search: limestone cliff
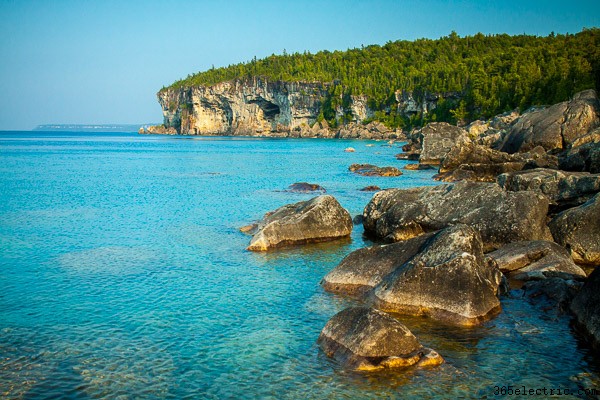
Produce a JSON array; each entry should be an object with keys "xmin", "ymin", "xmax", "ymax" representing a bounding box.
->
[{"xmin": 154, "ymin": 77, "xmax": 456, "ymax": 137}]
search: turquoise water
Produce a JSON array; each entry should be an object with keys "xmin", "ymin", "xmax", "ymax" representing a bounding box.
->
[{"xmin": 1, "ymin": 132, "xmax": 599, "ymax": 399}]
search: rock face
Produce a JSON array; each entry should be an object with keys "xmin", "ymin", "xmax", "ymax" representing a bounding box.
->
[
  {"xmin": 246, "ymin": 195, "xmax": 352, "ymax": 251},
  {"xmin": 497, "ymin": 168, "xmax": 600, "ymax": 212},
  {"xmin": 363, "ymin": 181, "xmax": 551, "ymax": 251},
  {"xmin": 321, "ymin": 233, "xmax": 435, "ymax": 296},
  {"xmin": 571, "ymin": 268, "xmax": 600, "ymax": 346},
  {"xmin": 523, "ymin": 278, "xmax": 583, "ymax": 313},
  {"xmin": 349, "ymin": 164, "xmax": 402, "ymax": 177},
  {"xmin": 487, "ymin": 241, "xmax": 586, "ymax": 281},
  {"xmin": 317, "ymin": 307, "xmax": 443, "ymax": 371},
  {"xmin": 367, "ymin": 225, "xmax": 502, "ymax": 326},
  {"xmin": 417, "ymin": 123, "xmax": 470, "ymax": 165},
  {"xmin": 549, "ymin": 193, "xmax": 600, "ymax": 266},
  {"xmin": 499, "ymin": 89, "xmax": 600, "ymax": 153}
]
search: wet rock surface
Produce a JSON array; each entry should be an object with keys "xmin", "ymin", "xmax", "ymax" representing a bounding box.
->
[{"xmin": 317, "ymin": 307, "xmax": 443, "ymax": 371}]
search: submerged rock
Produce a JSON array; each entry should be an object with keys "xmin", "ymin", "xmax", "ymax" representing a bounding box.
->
[
  {"xmin": 571, "ymin": 268, "xmax": 600, "ymax": 347},
  {"xmin": 349, "ymin": 164, "xmax": 402, "ymax": 177},
  {"xmin": 246, "ymin": 195, "xmax": 352, "ymax": 251},
  {"xmin": 363, "ymin": 181, "xmax": 551, "ymax": 251},
  {"xmin": 487, "ymin": 240, "xmax": 586, "ymax": 281},
  {"xmin": 523, "ymin": 278, "xmax": 583, "ymax": 313},
  {"xmin": 287, "ymin": 182, "xmax": 326, "ymax": 193},
  {"xmin": 368, "ymin": 225, "xmax": 502, "ymax": 326},
  {"xmin": 359, "ymin": 185, "xmax": 381, "ymax": 192},
  {"xmin": 317, "ymin": 307, "xmax": 443, "ymax": 371},
  {"xmin": 549, "ymin": 193, "xmax": 600, "ymax": 266},
  {"xmin": 499, "ymin": 89, "xmax": 600, "ymax": 153},
  {"xmin": 497, "ymin": 168, "xmax": 600, "ymax": 213}
]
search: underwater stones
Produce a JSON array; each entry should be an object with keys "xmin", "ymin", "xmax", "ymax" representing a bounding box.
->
[
  {"xmin": 363, "ymin": 181, "xmax": 551, "ymax": 252},
  {"xmin": 359, "ymin": 185, "xmax": 381, "ymax": 191},
  {"xmin": 349, "ymin": 164, "xmax": 402, "ymax": 177},
  {"xmin": 317, "ymin": 307, "xmax": 443, "ymax": 371},
  {"xmin": 246, "ymin": 195, "xmax": 352, "ymax": 251},
  {"xmin": 368, "ymin": 225, "xmax": 502, "ymax": 326},
  {"xmin": 287, "ymin": 182, "xmax": 326, "ymax": 193},
  {"xmin": 549, "ymin": 193, "xmax": 600, "ymax": 266},
  {"xmin": 487, "ymin": 240, "xmax": 586, "ymax": 281}
]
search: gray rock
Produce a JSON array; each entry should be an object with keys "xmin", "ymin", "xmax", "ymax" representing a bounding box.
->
[
  {"xmin": 418, "ymin": 122, "xmax": 470, "ymax": 165},
  {"xmin": 321, "ymin": 233, "xmax": 435, "ymax": 296},
  {"xmin": 497, "ymin": 168, "xmax": 600, "ymax": 212},
  {"xmin": 363, "ymin": 181, "xmax": 551, "ymax": 252},
  {"xmin": 549, "ymin": 193, "xmax": 600, "ymax": 266},
  {"xmin": 317, "ymin": 307, "xmax": 443, "ymax": 371},
  {"xmin": 559, "ymin": 129, "xmax": 600, "ymax": 173},
  {"xmin": 368, "ymin": 225, "xmax": 502, "ymax": 326},
  {"xmin": 246, "ymin": 195, "xmax": 352, "ymax": 251},
  {"xmin": 571, "ymin": 267, "xmax": 600, "ymax": 347},
  {"xmin": 499, "ymin": 89, "xmax": 600, "ymax": 153},
  {"xmin": 487, "ymin": 240, "xmax": 586, "ymax": 281}
]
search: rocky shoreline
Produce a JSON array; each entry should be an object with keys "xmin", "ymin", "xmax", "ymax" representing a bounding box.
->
[{"xmin": 241, "ymin": 89, "xmax": 600, "ymax": 372}]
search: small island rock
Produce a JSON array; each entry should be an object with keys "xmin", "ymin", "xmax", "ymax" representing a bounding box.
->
[{"xmin": 246, "ymin": 195, "xmax": 352, "ymax": 251}]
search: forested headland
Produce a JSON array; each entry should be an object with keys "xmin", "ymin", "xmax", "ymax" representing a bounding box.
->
[{"xmin": 163, "ymin": 29, "xmax": 599, "ymax": 129}]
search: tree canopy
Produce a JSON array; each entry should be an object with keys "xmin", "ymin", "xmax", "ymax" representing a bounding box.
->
[{"xmin": 163, "ymin": 29, "xmax": 599, "ymax": 128}]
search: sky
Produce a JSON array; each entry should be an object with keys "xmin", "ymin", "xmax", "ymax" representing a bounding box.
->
[{"xmin": 0, "ymin": 0, "xmax": 599, "ymax": 130}]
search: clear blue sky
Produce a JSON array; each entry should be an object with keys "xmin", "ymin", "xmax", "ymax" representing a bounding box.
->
[{"xmin": 0, "ymin": 0, "xmax": 598, "ymax": 130}]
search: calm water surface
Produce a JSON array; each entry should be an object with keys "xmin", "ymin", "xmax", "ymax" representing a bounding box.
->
[{"xmin": 1, "ymin": 132, "xmax": 599, "ymax": 399}]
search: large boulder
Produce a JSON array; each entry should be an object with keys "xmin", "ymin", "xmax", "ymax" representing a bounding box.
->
[
  {"xmin": 523, "ymin": 278, "xmax": 583, "ymax": 313},
  {"xmin": 317, "ymin": 307, "xmax": 443, "ymax": 371},
  {"xmin": 559, "ymin": 128, "xmax": 600, "ymax": 173},
  {"xmin": 368, "ymin": 225, "xmax": 502, "ymax": 326},
  {"xmin": 321, "ymin": 233, "xmax": 435, "ymax": 296},
  {"xmin": 499, "ymin": 89, "xmax": 600, "ymax": 153},
  {"xmin": 571, "ymin": 268, "xmax": 600, "ymax": 347},
  {"xmin": 363, "ymin": 181, "xmax": 551, "ymax": 251},
  {"xmin": 418, "ymin": 122, "xmax": 470, "ymax": 165},
  {"xmin": 497, "ymin": 168, "xmax": 600, "ymax": 212},
  {"xmin": 487, "ymin": 240, "xmax": 586, "ymax": 281},
  {"xmin": 246, "ymin": 195, "xmax": 352, "ymax": 251},
  {"xmin": 436, "ymin": 143, "xmax": 558, "ymax": 182},
  {"xmin": 549, "ymin": 193, "xmax": 600, "ymax": 266}
]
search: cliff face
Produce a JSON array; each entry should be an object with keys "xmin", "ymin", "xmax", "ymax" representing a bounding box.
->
[
  {"xmin": 158, "ymin": 78, "xmax": 337, "ymax": 136},
  {"xmin": 156, "ymin": 77, "xmax": 457, "ymax": 137}
]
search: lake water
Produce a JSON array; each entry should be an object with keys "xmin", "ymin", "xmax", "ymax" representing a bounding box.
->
[{"xmin": 1, "ymin": 132, "xmax": 599, "ymax": 399}]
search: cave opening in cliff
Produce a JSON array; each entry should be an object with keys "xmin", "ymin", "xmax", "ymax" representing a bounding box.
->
[{"xmin": 248, "ymin": 98, "xmax": 280, "ymax": 121}]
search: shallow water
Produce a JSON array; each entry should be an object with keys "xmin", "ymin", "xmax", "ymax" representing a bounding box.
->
[{"xmin": 1, "ymin": 132, "xmax": 598, "ymax": 399}]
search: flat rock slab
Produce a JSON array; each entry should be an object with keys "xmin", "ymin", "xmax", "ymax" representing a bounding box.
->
[
  {"xmin": 317, "ymin": 307, "xmax": 443, "ymax": 372},
  {"xmin": 246, "ymin": 195, "xmax": 352, "ymax": 251},
  {"xmin": 549, "ymin": 192, "xmax": 600, "ymax": 266},
  {"xmin": 487, "ymin": 240, "xmax": 586, "ymax": 281},
  {"xmin": 363, "ymin": 180, "xmax": 551, "ymax": 252}
]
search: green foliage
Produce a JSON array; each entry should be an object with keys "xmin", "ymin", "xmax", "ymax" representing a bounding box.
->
[{"xmin": 163, "ymin": 29, "xmax": 599, "ymax": 127}]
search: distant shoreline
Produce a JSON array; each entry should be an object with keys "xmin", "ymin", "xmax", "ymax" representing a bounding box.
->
[{"xmin": 32, "ymin": 124, "xmax": 160, "ymax": 133}]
